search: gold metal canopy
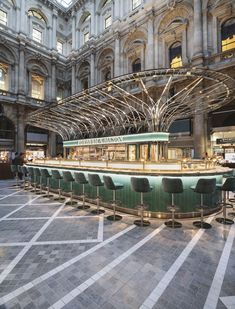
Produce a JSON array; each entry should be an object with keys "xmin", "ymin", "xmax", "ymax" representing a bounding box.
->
[{"xmin": 28, "ymin": 68, "xmax": 235, "ymax": 141}]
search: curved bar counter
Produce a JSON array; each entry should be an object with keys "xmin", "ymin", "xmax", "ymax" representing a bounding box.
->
[{"xmin": 27, "ymin": 159, "xmax": 233, "ymax": 219}]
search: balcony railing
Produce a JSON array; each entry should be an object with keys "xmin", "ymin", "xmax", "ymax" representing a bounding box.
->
[
  {"xmin": 205, "ymin": 48, "xmax": 235, "ymax": 66},
  {"xmin": 0, "ymin": 89, "xmax": 50, "ymax": 107}
]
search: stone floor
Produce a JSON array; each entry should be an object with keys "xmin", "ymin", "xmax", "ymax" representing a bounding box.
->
[{"xmin": 0, "ymin": 179, "xmax": 234, "ymax": 309}]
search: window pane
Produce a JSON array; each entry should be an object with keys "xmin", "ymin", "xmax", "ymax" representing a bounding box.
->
[
  {"xmin": 57, "ymin": 41, "xmax": 63, "ymax": 54},
  {"xmin": 221, "ymin": 18, "xmax": 235, "ymax": 52},
  {"xmin": 105, "ymin": 15, "xmax": 112, "ymax": 29},
  {"xmin": 0, "ymin": 65, "xmax": 8, "ymax": 91},
  {"xmin": 132, "ymin": 0, "xmax": 141, "ymax": 10},
  {"xmin": 169, "ymin": 42, "xmax": 182, "ymax": 68},
  {"xmin": 132, "ymin": 58, "xmax": 141, "ymax": 72},
  {"xmin": 84, "ymin": 32, "xmax": 89, "ymax": 43},
  {"xmin": 32, "ymin": 28, "xmax": 42, "ymax": 43},
  {"xmin": 0, "ymin": 10, "xmax": 7, "ymax": 26},
  {"xmin": 32, "ymin": 75, "xmax": 44, "ymax": 99}
]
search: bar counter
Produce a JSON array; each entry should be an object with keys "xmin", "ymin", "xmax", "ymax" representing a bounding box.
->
[{"xmin": 27, "ymin": 159, "xmax": 233, "ymax": 219}]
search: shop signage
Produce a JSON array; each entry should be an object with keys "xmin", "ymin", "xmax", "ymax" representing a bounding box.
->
[
  {"xmin": 216, "ymin": 138, "xmax": 235, "ymax": 144},
  {"xmin": 63, "ymin": 132, "xmax": 169, "ymax": 147}
]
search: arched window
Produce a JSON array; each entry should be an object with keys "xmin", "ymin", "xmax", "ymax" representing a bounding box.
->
[
  {"xmin": 102, "ymin": 0, "xmax": 111, "ymax": 7},
  {"xmin": 104, "ymin": 70, "xmax": 111, "ymax": 81},
  {"xmin": 0, "ymin": 63, "xmax": 8, "ymax": 91},
  {"xmin": 132, "ymin": 58, "xmax": 141, "ymax": 72},
  {"xmin": 0, "ymin": 116, "xmax": 14, "ymax": 139},
  {"xmin": 0, "ymin": 9, "xmax": 7, "ymax": 26},
  {"xmin": 28, "ymin": 9, "xmax": 46, "ymax": 23},
  {"xmin": 28, "ymin": 9, "xmax": 46, "ymax": 44},
  {"xmin": 169, "ymin": 42, "xmax": 182, "ymax": 68},
  {"xmin": 81, "ymin": 78, "xmax": 89, "ymax": 90},
  {"xmin": 31, "ymin": 74, "xmax": 44, "ymax": 99},
  {"xmin": 221, "ymin": 18, "xmax": 235, "ymax": 52}
]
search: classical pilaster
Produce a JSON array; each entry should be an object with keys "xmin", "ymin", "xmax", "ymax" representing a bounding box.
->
[
  {"xmin": 202, "ymin": 9, "xmax": 209, "ymax": 57},
  {"xmin": 71, "ymin": 59, "xmax": 76, "ymax": 94},
  {"xmin": 90, "ymin": 3, "xmax": 96, "ymax": 37},
  {"xmin": 192, "ymin": 0, "xmax": 203, "ymax": 64},
  {"xmin": 146, "ymin": 16, "xmax": 154, "ymax": 70},
  {"xmin": 16, "ymin": 107, "xmax": 25, "ymax": 153},
  {"xmin": 182, "ymin": 27, "xmax": 188, "ymax": 64},
  {"xmin": 90, "ymin": 51, "xmax": 95, "ymax": 86},
  {"xmin": 212, "ymin": 15, "xmax": 218, "ymax": 54},
  {"xmin": 48, "ymin": 132, "xmax": 57, "ymax": 157},
  {"xmin": 193, "ymin": 111, "xmax": 207, "ymax": 158},
  {"xmin": 52, "ymin": 9, "xmax": 58, "ymax": 50},
  {"xmin": 114, "ymin": 34, "xmax": 120, "ymax": 77},
  {"xmin": 114, "ymin": 0, "xmax": 120, "ymax": 20},
  {"xmin": 72, "ymin": 11, "xmax": 76, "ymax": 50},
  {"xmin": 51, "ymin": 56, "xmax": 57, "ymax": 101},
  {"xmin": 19, "ymin": 0, "xmax": 26, "ymax": 34},
  {"xmin": 18, "ymin": 43, "xmax": 25, "ymax": 95},
  {"xmin": 16, "ymin": 6, "xmax": 21, "ymax": 33}
]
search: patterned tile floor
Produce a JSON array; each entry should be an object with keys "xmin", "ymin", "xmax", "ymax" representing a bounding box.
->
[{"xmin": 0, "ymin": 179, "xmax": 234, "ymax": 309}]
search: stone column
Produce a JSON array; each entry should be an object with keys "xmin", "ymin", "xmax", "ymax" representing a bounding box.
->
[
  {"xmin": 90, "ymin": 3, "xmax": 96, "ymax": 37},
  {"xmin": 72, "ymin": 11, "xmax": 76, "ymax": 50},
  {"xmin": 71, "ymin": 60, "xmax": 76, "ymax": 94},
  {"xmin": 193, "ymin": 112, "xmax": 207, "ymax": 158},
  {"xmin": 48, "ymin": 132, "xmax": 57, "ymax": 157},
  {"xmin": 212, "ymin": 16, "xmax": 218, "ymax": 54},
  {"xmin": 90, "ymin": 51, "xmax": 95, "ymax": 86},
  {"xmin": 114, "ymin": 34, "xmax": 120, "ymax": 77},
  {"xmin": 114, "ymin": 0, "xmax": 120, "ymax": 20},
  {"xmin": 202, "ymin": 9, "xmax": 209, "ymax": 57},
  {"xmin": 155, "ymin": 36, "xmax": 159, "ymax": 68},
  {"xmin": 182, "ymin": 27, "xmax": 188, "ymax": 64},
  {"xmin": 16, "ymin": 5, "xmax": 21, "ymax": 33},
  {"xmin": 146, "ymin": 16, "xmax": 154, "ymax": 70},
  {"xmin": 20, "ymin": 0, "xmax": 26, "ymax": 34},
  {"xmin": 51, "ymin": 57, "xmax": 57, "ymax": 101},
  {"xmin": 52, "ymin": 9, "xmax": 58, "ymax": 50},
  {"xmin": 16, "ymin": 107, "xmax": 25, "ymax": 153},
  {"xmin": 18, "ymin": 43, "xmax": 25, "ymax": 95},
  {"xmin": 193, "ymin": 0, "xmax": 203, "ymax": 62}
]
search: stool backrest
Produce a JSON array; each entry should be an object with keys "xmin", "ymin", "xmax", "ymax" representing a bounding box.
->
[
  {"xmin": 222, "ymin": 177, "xmax": 235, "ymax": 192},
  {"xmin": 62, "ymin": 171, "xmax": 74, "ymax": 182},
  {"xmin": 22, "ymin": 166, "xmax": 28, "ymax": 174},
  {"xmin": 131, "ymin": 177, "xmax": 151, "ymax": 193},
  {"xmin": 195, "ymin": 178, "xmax": 216, "ymax": 194},
  {"xmin": 103, "ymin": 175, "xmax": 115, "ymax": 190},
  {"xmin": 28, "ymin": 167, "xmax": 34, "ymax": 177},
  {"xmin": 40, "ymin": 169, "xmax": 51, "ymax": 178},
  {"xmin": 74, "ymin": 172, "xmax": 88, "ymax": 184},
  {"xmin": 162, "ymin": 178, "xmax": 183, "ymax": 194},
  {"xmin": 34, "ymin": 168, "xmax": 41, "ymax": 177},
  {"xmin": 51, "ymin": 169, "xmax": 62, "ymax": 180},
  {"xmin": 10, "ymin": 165, "xmax": 18, "ymax": 173},
  {"xmin": 88, "ymin": 174, "xmax": 103, "ymax": 187}
]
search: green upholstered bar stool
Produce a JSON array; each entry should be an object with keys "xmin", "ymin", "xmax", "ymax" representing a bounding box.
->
[
  {"xmin": 62, "ymin": 171, "xmax": 77, "ymax": 206},
  {"xmin": 21, "ymin": 166, "xmax": 30, "ymax": 190},
  {"xmin": 34, "ymin": 168, "xmax": 44, "ymax": 195},
  {"xmin": 216, "ymin": 177, "xmax": 235, "ymax": 225},
  {"xmin": 88, "ymin": 174, "xmax": 105, "ymax": 215},
  {"xmin": 51, "ymin": 170, "xmax": 65, "ymax": 202},
  {"xmin": 41, "ymin": 169, "xmax": 54, "ymax": 198},
  {"xmin": 27, "ymin": 167, "xmax": 35, "ymax": 191},
  {"xmin": 10, "ymin": 165, "xmax": 19, "ymax": 187},
  {"xmin": 74, "ymin": 172, "xmax": 90, "ymax": 210},
  {"xmin": 191, "ymin": 178, "xmax": 216, "ymax": 229},
  {"xmin": 131, "ymin": 177, "xmax": 152, "ymax": 227},
  {"xmin": 162, "ymin": 178, "xmax": 183, "ymax": 228},
  {"xmin": 103, "ymin": 175, "xmax": 123, "ymax": 221}
]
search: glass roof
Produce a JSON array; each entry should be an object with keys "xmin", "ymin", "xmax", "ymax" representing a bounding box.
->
[{"xmin": 55, "ymin": 0, "xmax": 74, "ymax": 8}]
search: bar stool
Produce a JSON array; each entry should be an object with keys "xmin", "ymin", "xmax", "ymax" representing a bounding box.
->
[
  {"xmin": 41, "ymin": 169, "xmax": 54, "ymax": 198},
  {"xmin": 191, "ymin": 178, "xmax": 216, "ymax": 229},
  {"xmin": 10, "ymin": 165, "xmax": 19, "ymax": 187},
  {"xmin": 216, "ymin": 177, "xmax": 235, "ymax": 225},
  {"xmin": 103, "ymin": 175, "xmax": 123, "ymax": 221},
  {"xmin": 21, "ymin": 166, "xmax": 29, "ymax": 190},
  {"xmin": 74, "ymin": 172, "xmax": 90, "ymax": 210},
  {"xmin": 162, "ymin": 178, "xmax": 183, "ymax": 228},
  {"xmin": 34, "ymin": 168, "xmax": 44, "ymax": 195},
  {"xmin": 88, "ymin": 174, "xmax": 105, "ymax": 215},
  {"xmin": 131, "ymin": 177, "xmax": 152, "ymax": 227},
  {"xmin": 27, "ymin": 167, "xmax": 35, "ymax": 191},
  {"xmin": 51, "ymin": 170, "xmax": 65, "ymax": 202},
  {"xmin": 62, "ymin": 171, "xmax": 77, "ymax": 206}
]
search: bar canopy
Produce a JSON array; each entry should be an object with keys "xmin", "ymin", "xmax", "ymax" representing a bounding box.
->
[{"xmin": 28, "ymin": 68, "xmax": 235, "ymax": 141}]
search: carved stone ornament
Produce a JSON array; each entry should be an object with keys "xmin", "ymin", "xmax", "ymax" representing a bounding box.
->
[
  {"xmin": 0, "ymin": 35, "xmax": 7, "ymax": 44},
  {"xmin": 34, "ymin": 52, "xmax": 42, "ymax": 61},
  {"xmin": 167, "ymin": 0, "xmax": 176, "ymax": 10}
]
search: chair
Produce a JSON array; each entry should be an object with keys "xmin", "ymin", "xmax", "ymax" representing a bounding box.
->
[
  {"xmin": 216, "ymin": 177, "xmax": 235, "ymax": 225},
  {"xmin": 62, "ymin": 171, "xmax": 77, "ymax": 206},
  {"xmin": 41, "ymin": 169, "xmax": 54, "ymax": 198},
  {"xmin": 74, "ymin": 172, "xmax": 90, "ymax": 210},
  {"xmin": 103, "ymin": 175, "xmax": 123, "ymax": 221},
  {"xmin": 131, "ymin": 177, "xmax": 152, "ymax": 226},
  {"xmin": 51, "ymin": 170, "xmax": 65, "ymax": 202},
  {"xmin": 33, "ymin": 168, "xmax": 44, "ymax": 195},
  {"xmin": 162, "ymin": 178, "xmax": 183, "ymax": 228},
  {"xmin": 10, "ymin": 165, "xmax": 19, "ymax": 187},
  {"xmin": 21, "ymin": 166, "xmax": 30, "ymax": 190},
  {"xmin": 88, "ymin": 174, "xmax": 105, "ymax": 215},
  {"xmin": 191, "ymin": 178, "xmax": 216, "ymax": 229}
]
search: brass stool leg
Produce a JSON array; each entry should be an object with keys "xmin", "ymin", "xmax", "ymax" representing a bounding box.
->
[
  {"xmin": 193, "ymin": 194, "xmax": 212, "ymax": 229},
  {"xmin": 66, "ymin": 182, "xmax": 77, "ymax": 205},
  {"xmin": 77, "ymin": 183, "xmax": 90, "ymax": 209},
  {"xmin": 107, "ymin": 190, "xmax": 122, "ymax": 221},
  {"xmin": 216, "ymin": 191, "xmax": 234, "ymax": 225},
  {"xmin": 91, "ymin": 186, "xmax": 105, "ymax": 215},
  {"xmin": 165, "ymin": 193, "xmax": 182, "ymax": 228},
  {"xmin": 54, "ymin": 179, "xmax": 65, "ymax": 202},
  {"xmin": 134, "ymin": 192, "xmax": 150, "ymax": 227}
]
